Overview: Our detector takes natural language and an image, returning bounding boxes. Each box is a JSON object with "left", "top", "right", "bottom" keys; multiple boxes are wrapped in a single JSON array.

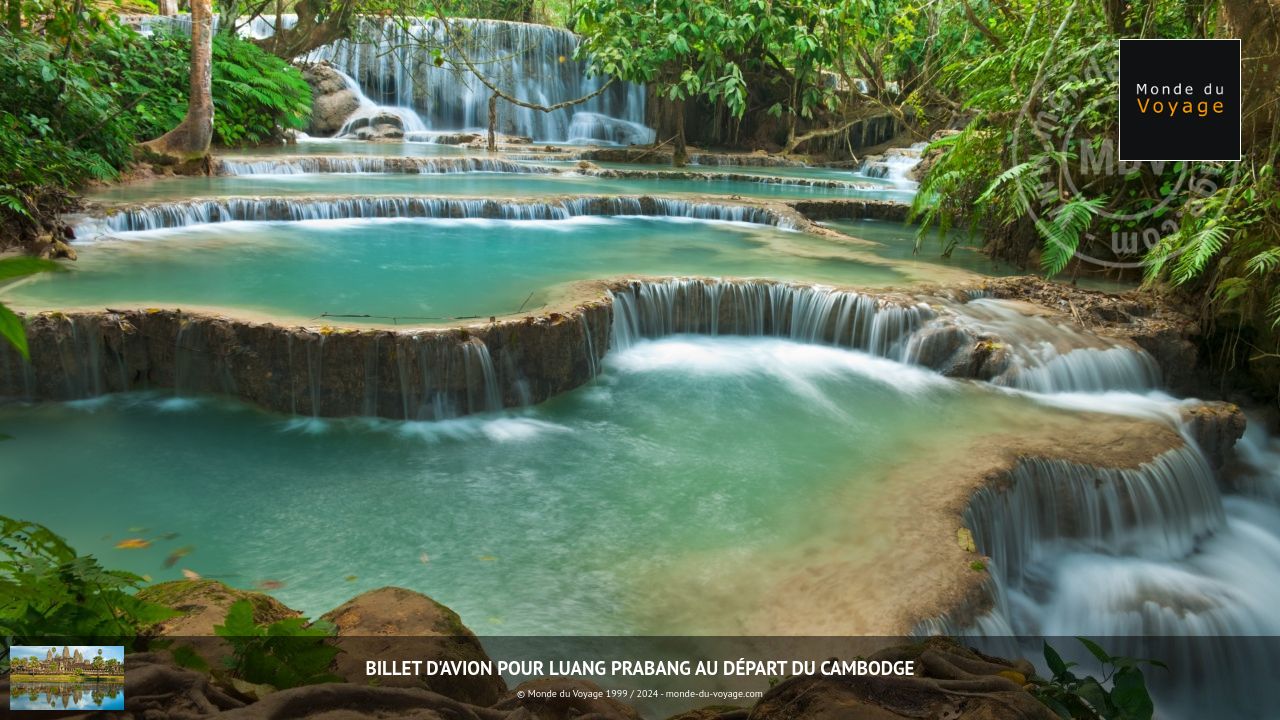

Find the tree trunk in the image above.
[
  {"left": 140, "top": 0, "right": 214, "bottom": 163},
  {"left": 1220, "top": 0, "right": 1279, "bottom": 156},
  {"left": 250, "top": 0, "right": 355, "bottom": 59},
  {"left": 157, "top": 0, "right": 177, "bottom": 15},
  {"left": 673, "top": 100, "right": 688, "bottom": 167},
  {"left": 488, "top": 92, "right": 498, "bottom": 152}
]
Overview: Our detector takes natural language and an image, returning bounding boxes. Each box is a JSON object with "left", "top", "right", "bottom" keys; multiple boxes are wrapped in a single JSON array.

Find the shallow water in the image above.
[
  {"left": 0, "top": 336, "right": 1058, "bottom": 634},
  {"left": 3, "top": 217, "right": 905, "bottom": 321},
  {"left": 826, "top": 219, "right": 1139, "bottom": 293},
  {"left": 89, "top": 171, "right": 906, "bottom": 204}
]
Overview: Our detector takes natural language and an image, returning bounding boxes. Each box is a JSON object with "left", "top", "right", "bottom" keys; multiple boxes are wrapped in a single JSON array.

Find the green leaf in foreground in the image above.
[{"left": 0, "top": 303, "right": 29, "bottom": 359}]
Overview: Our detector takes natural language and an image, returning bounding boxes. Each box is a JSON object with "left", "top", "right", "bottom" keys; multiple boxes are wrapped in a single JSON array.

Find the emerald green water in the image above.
[
  {"left": 0, "top": 337, "right": 1044, "bottom": 633},
  {"left": 824, "top": 219, "right": 1139, "bottom": 292},
  {"left": 824, "top": 219, "right": 1021, "bottom": 276},
  {"left": 3, "top": 218, "right": 904, "bottom": 321},
  {"left": 89, "top": 172, "right": 904, "bottom": 204}
]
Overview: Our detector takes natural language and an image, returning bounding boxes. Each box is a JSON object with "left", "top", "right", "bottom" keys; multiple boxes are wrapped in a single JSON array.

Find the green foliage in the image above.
[
  {"left": 1030, "top": 638, "right": 1165, "bottom": 720},
  {"left": 572, "top": 0, "right": 907, "bottom": 132},
  {"left": 911, "top": 0, "right": 1280, "bottom": 358},
  {"left": 90, "top": 30, "right": 312, "bottom": 147},
  {"left": 0, "top": 257, "right": 62, "bottom": 357},
  {"left": 0, "top": 32, "right": 137, "bottom": 230},
  {"left": 210, "top": 34, "right": 313, "bottom": 145},
  {"left": 0, "top": 516, "right": 177, "bottom": 643},
  {"left": 1, "top": 18, "right": 311, "bottom": 246},
  {"left": 213, "top": 599, "right": 341, "bottom": 690}
]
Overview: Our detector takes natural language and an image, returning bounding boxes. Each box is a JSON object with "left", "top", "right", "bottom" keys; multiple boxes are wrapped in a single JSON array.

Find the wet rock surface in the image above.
[
  {"left": 788, "top": 198, "right": 911, "bottom": 222},
  {"left": 301, "top": 63, "right": 360, "bottom": 137},
  {"left": 976, "top": 276, "right": 1204, "bottom": 396},
  {"left": 0, "top": 303, "right": 611, "bottom": 419},
  {"left": 1181, "top": 401, "right": 1248, "bottom": 470}
]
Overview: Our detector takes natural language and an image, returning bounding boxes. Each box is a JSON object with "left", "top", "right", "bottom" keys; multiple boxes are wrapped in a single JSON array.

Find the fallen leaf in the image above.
[
  {"left": 164, "top": 545, "right": 195, "bottom": 568},
  {"left": 419, "top": 552, "right": 430, "bottom": 564},
  {"left": 344, "top": 575, "right": 358, "bottom": 582},
  {"left": 256, "top": 579, "right": 285, "bottom": 590},
  {"left": 116, "top": 538, "right": 151, "bottom": 549},
  {"left": 478, "top": 555, "right": 497, "bottom": 562},
  {"left": 181, "top": 568, "right": 202, "bottom": 580}
]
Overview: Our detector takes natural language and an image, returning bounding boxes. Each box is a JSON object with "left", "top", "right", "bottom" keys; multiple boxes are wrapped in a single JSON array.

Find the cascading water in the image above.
[
  {"left": 953, "top": 297, "right": 1161, "bottom": 393},
  {"left": 329, "top": 67, "right": 428, "bottom": 138},
  {"left": 921, "top": 299, "right": 1280, "bottom": 720},
  {"left": 82, "top": 196, "right": 796, "bottom": 235},
  {"left": 306, "top": 17, "right": 652, "bottom": 144},
  {"left": 214, "top": 156, "right": 558, "bottom": 176},
  {"left": 608, "top": 279, "right": 932, "bottom": 361},
  {"left": 854, "top": 142, "right": 928, "bottom": 191}
]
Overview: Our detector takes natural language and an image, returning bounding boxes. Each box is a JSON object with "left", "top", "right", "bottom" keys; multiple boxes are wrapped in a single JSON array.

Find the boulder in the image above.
[
  {"left": 907, "top": 129, "right": 960, "bottom": 183},
  {"left": 137, "top": 579, "right": 301, "bottom": 671},
  {"left": 301, "top": 63, "right": 360, "bottom": 136},
  {"left": 345, "top": 112, "right": 406, "bottom": 140},
  {"left": 320, "top": 587, "right": 506, "bottom": 706},
  {"left": 748, "top": 637, "right": 1053, "bottom": 720},
  {"left": 492, "top": 678, "right": 640, "bottom": 720},
  {"left": 140, "top": 579, "right": 301, "bottom": 636}
]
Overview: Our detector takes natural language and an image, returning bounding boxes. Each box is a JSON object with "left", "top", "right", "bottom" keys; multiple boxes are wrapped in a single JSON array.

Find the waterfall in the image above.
[
  {"left": 329, "top": 66, "right": 428, "bottom": 138},
  {"left": 965, "top": 450, "right": 1225, "bottom": 593},
  {"left": 461, "top": 338, "right": 502, "bottom": 414},
  {"left": 854, "top": 142, "right": 928, "bottom": 190},
  {"left": 305, "top": 17, "right": 652, "bottom": 144},
  {"left": 214, "top": 156, "right": 559, "bottom": 175},
  {"left": 957, "top": 440, "right": 1280, "bottom": 720},
  {"left": 953, "top": 298, "right": 1161, "bottom": 393},
  {"left": 608, "top": 279, "right": 932, "bottom": 360},
  {"left": 83, "top": 196, "right": 797, "bottom": 236},
  {"left": 996, "top": 346, "right": 1159, "bottom": 393}
]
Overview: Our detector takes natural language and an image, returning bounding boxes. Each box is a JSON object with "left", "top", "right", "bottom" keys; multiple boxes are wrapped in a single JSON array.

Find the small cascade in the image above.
[
  {"left": 461, "top": 338, "right": 502, "bottom": 414},
  {"left": 567, "top": 112, "right": 655, "bottom": 146},
  {"left": 306, "top": 17, "right": 650, "bottom": 144},
  {"left": 608, "top": 279, "right": 932, "bottom": 360},
  {"left": 953, "top": 298, "right": 1160, "bottom": 393},
  {"left": 214, "top": 156, "right": 558, "bottom": 176},
  {"left": 85, "top": 196, "right": 796, "bottom": 235},
  {"left": 965, "top": 450, "right": 1225, "bottom": 592},
  {"left": 854, "top": 142, "right": 928, "bottom": 190},
  {"left": 329, "top": 67, "right": 428, "bottom": 139}
]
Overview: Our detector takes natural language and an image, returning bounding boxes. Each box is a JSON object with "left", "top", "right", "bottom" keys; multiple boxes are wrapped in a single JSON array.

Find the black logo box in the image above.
[{"left": 1119, "top": 38, "right": 1241, "bottom": 162}]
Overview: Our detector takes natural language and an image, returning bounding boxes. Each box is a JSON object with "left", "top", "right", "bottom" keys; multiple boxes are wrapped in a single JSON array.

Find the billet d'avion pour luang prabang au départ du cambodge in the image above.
[{"left": 1, "top": 0, "right": 1279, "bottom": 718}]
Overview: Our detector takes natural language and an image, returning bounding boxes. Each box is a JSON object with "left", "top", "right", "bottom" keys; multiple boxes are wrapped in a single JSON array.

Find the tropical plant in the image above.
[
  {"left": 0, "top": 257, "right": 61, "bottom": 357},
  {"left": 571, "top": 0, "right": 933, "bottom": 158},
  {"left": 908, "top": 0, "right": 1279, "bottom": 395},
  {"left": 1030, "top": 638, "right": 1164, "bottom": 720},
  {"left": 0, "top": 516, "right": 177, "bottom": 643},
  {"left": 213, "top": 599, "right": 342, "bottom": 690}
]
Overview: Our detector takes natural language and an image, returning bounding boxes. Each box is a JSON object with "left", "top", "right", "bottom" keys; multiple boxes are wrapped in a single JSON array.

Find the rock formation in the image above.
[{"left": 300, "top": 63, "right": 360, "bottom": 137}]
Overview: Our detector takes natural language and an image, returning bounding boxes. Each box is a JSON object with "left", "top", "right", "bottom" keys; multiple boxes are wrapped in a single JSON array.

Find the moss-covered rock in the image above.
[{"left": 320, "top": 586, "right": 506, "bottom": 706}]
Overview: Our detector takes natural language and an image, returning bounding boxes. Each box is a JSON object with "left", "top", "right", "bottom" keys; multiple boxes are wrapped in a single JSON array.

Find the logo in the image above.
[{"left": 1010, "top": 38, "right": 1242, "bottom": 270}]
